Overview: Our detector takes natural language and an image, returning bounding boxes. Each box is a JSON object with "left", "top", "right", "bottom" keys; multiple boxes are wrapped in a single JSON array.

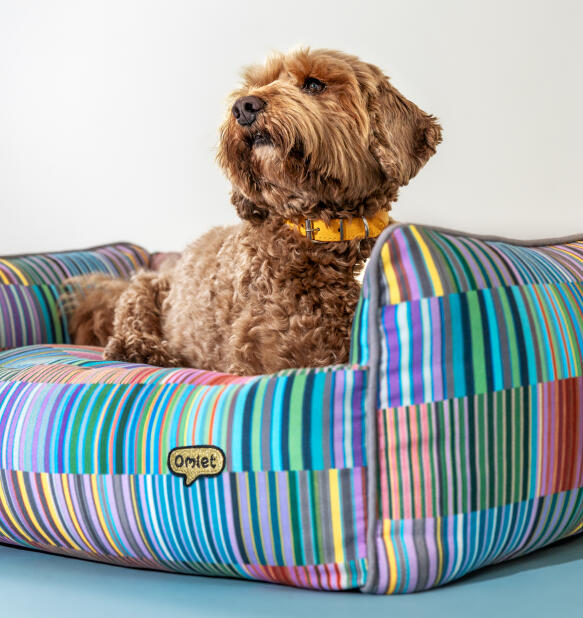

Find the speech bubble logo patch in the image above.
[{"left": 167, "top": 445, "right": 226, "bottom": 486}]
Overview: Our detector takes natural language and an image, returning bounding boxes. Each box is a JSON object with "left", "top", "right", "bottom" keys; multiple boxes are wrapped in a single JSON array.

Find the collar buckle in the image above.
[
  {"left": 305, "top": 219, "right": 320, "bottom": 241},
  {"left": 361, "top": 217, "right": 370, "bottom": 240}
]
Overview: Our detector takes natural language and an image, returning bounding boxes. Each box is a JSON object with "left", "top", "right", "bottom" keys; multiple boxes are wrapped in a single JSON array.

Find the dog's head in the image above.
[{"left": 217, "top": 48, "right": 442, "bottom": 224}]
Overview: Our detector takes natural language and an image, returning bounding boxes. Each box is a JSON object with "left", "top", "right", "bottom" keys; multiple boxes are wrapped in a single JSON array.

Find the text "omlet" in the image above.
[{"left": 167, "top": 445, "right": 226, "bottom": 486}]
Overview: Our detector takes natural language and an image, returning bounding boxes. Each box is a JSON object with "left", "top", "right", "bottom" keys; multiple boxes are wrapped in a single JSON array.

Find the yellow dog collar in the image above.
[{"left": 285, "top": 209, "right": 391, "bottom": 242}]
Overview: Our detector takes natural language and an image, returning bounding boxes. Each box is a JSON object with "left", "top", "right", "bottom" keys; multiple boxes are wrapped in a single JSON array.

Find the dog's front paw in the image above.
[
  {"left": 103, "top": 336, "right": 125, "bottom": 362},
  {"left": 104, "top": 335, "right": 182, "bottom": 368}
]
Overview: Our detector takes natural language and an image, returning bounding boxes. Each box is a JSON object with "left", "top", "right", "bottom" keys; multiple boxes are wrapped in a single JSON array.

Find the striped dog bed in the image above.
[
  {"left": 0, "top": 243, "right": 149, "bottom": 349},
  {"left": 0, "top": 225, "right": 581, "bottom": 593}
]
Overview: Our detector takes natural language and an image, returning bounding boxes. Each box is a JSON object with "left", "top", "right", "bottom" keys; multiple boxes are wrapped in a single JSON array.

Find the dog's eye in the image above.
[{"left": 302, "top": 77, "right": 326, "bottom": 94}]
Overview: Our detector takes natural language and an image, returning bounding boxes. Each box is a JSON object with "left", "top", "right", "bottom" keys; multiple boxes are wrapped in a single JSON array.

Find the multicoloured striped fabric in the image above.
[
  {"left": 0, "top": 243, "right": 150, "bottom": 349},
  {"left": 356, "top": 224, "right": 583, "bottom": 593},
  {"left": 1, "top": 226, "right": 582, "bottom": 593},
  {"left": 0, "top": 345, "right": 368, "bottom": 590}
]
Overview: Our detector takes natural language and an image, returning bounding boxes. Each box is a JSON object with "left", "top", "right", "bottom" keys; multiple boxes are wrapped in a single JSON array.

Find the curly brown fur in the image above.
[
  {"left": 65, "top": 274, "right": 129, "bottom": 347},
  {"left": 104, "top": 271, "right": 183, "bottom": 367},
  {"left": 68, "top": 48, "right": 441, "bottom": 375}
]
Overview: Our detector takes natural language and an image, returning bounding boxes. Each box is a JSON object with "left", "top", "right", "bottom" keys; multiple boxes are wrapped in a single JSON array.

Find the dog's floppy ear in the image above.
[
  {"left": 368, "top": 77, "right": 442, "bottom": 187},
  {"left": 231, "top": 190, "right": 269, "bottom": 224}
]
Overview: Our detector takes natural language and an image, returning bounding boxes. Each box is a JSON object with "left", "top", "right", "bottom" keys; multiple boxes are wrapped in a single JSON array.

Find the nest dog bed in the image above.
[{"left": 0, "top": 224, "right": 581, "bottom": 594}]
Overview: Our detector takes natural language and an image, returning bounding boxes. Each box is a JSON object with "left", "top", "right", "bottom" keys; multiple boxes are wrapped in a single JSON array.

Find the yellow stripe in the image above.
[
  {"left": 435, "top": 516, "right": 444, "bottom": 584},
  {"left": 39, "top": 473, "right": 81, "bottom": 551},
  {"left": 555, "top": 245, "right": 583, "bottom": 263},
  {"left": 409, "top": 225, "right": 444, "bottom": 297},
  {"left": 123, "top": 247, "right": 140, "bottom": 269},
  {"left": 16, "top": 470, "right": 56, "bottom": 546},
  {"left": 329, "top": 468, "right": 345, "bottom": 564},
  {"left": 0, "top": 259, "right": 29, "bottom": 285},
  {"left": 0, "top": 476, "right": 35, "bottom": 543},
  {"left": 571, "top": 520, "right": 583, "bottom": 535},
  {"left": 61, "top": 473, "right": 97, "bottom": 553},
  {"left": 381, "top": 242, "right": 401, "bottom": 304},
  {"left": 546, "top": 285, "right": 579, "bottom": 375},
  {"left": 90, "top": 475, "right": 124, "bottom": 557},
  {"left": 383, "top": 519, "right": 398, "bottom": 594}
]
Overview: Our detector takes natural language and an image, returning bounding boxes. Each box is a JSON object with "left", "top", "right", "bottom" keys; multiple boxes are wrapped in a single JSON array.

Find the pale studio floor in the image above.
[{"left": 1, "top": 534, "right": 582, "bottom": 618}]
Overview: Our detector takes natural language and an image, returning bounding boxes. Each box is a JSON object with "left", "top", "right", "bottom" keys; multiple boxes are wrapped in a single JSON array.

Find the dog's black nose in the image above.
[{"left": 231, "top": 96, "right": 266, "bottom": 126}]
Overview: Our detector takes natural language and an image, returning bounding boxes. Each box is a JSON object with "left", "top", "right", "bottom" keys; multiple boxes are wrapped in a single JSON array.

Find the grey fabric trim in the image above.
[
  {"left": 360, "top": 222, "right": 394, "bottom": 593},
  {"left": 359, "top": 221, "right": 583, "bottom": 593},
  {"left": 388, "top": 222, "right": 583, "bottom": 247}
]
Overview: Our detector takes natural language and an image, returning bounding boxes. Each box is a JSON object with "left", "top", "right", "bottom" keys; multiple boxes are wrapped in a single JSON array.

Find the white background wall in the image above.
[{"left": 0, "top": 0, "right": 581, "bottom": 254}]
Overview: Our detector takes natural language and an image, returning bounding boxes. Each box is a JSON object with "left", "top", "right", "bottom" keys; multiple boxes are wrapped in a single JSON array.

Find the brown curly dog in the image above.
[{"left": 68, "top": 48, "right": 442, "bottom": 375}]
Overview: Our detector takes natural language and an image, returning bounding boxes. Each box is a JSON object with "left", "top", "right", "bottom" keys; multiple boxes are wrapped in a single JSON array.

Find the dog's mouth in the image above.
[{"left": 247, "top": 131, "right": 273, "bottom": 148}]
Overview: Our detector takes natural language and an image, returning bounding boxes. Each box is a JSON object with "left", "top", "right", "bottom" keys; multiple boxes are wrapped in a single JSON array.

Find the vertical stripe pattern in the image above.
[
  {"left": 359, "top": 224, "right": 583, "bottom": 593},
  {"left": 0, "top": 345, "right": 368, "bottom": 590},
  {"left": 0, "top": 243, "right": 150, "bottom": 349}
]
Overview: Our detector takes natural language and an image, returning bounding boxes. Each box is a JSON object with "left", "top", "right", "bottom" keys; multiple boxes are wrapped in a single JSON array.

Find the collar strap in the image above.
[{"left": 285, "top": 209, "right": 391, "bottom": 242}]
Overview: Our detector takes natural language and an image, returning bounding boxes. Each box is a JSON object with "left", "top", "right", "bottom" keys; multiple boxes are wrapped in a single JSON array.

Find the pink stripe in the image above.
[
  {"left": 377, "top": 410, "right": 391, "bottom": 518},
  {"left": 419, "top": 404, "right": 434, "bottom": 518},
  {"left": 397, "top": 406, "right": 413, "bottom": 520},
  {"left": 408, "top": 404, "right": 422, "bottom": 519}
]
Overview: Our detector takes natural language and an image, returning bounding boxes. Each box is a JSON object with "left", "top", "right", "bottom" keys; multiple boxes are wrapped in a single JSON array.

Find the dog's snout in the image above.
[{"left": 231, "top": 96, "right": 266, "bottom": 126}]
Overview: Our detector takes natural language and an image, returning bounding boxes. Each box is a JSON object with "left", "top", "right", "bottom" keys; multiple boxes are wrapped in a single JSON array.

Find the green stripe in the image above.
[{"left": 288, "top": 372, "right": 307, "bottom": 469}]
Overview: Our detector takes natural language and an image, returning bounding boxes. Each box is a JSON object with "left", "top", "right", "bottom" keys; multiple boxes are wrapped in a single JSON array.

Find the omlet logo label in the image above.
[{"left": 167, "top": 445, "right": 226, "bottom": 486}]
